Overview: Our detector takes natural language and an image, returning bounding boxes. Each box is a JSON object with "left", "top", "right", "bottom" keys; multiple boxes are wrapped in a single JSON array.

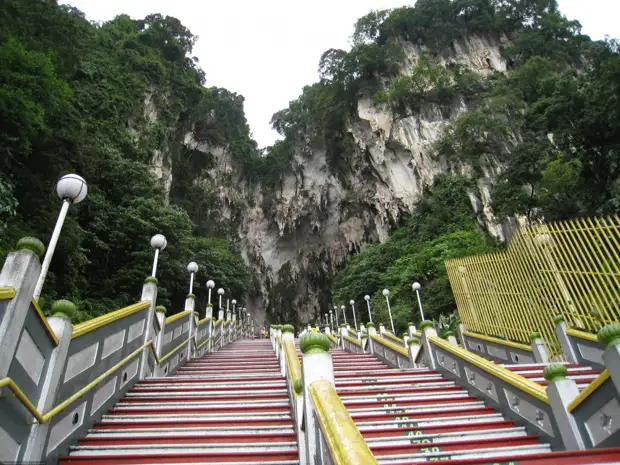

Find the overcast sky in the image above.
[{"left": 62, "top": 0, "right": 618, "bottom": 148}]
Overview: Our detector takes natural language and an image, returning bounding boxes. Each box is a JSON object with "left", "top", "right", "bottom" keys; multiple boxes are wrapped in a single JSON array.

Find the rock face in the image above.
[{"left": 154, "top": 35, "right": 518, "bottom": 326}]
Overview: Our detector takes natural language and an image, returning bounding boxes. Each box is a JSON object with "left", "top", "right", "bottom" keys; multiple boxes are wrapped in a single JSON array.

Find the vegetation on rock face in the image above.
[
  {"left": 2, "top": 0, "right": 619, "bottom": 328},
  {"left": 333, "top": 175, "right": 498, "bottom": 334},
  {"left": 324, "top": 0, "right": 619, "bottom": 334},
  {"left": 0, "top": 0, "right": 257, "bottom": 321}
]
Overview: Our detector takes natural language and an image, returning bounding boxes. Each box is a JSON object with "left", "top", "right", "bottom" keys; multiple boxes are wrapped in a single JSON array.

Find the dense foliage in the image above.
[
  {"left": 327, "top": 0, "right": 619, "bottom": 333},
  {"left": 0, "top": 0, "right": 257, "bottom": 321},
  {"left": 333, "top": 175, "right": 498, "bottom": 334}
]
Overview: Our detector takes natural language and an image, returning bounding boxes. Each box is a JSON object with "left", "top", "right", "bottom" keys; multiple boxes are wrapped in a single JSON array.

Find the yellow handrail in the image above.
[
  {"left": 198, "top": 316, "right": 212, "bottom": 326},
  {"left": 72, "top": 301, "right": 151, "bottom": 339},
  {"left": 0, "top": 329, "right": 223, "bottom": 426},
  {"left": 32, "top": 298, "right": 59, "bottom": 345},
  {"left": 463, "top": 331, "right": 533, "bottom": 352},
  {"left": 165, "top": 310, "right": 192, "bottom": 325},
  {"left": 283, "top": 338, "right": 302, "bottom": 397},
  {"left": 343, "top": 334, "right": 362, "bottom": 347},
  {"left": 383, "top": 331, "right": 404, "bottom": 345},
  {"left": 0, "top": 287, "right": 16, "bottom": 299},
  {"left": 327, "top": 333, "right": 339, "bottom": 345},
  {"left": 308, "top": 379, "right": 378, "bottom": 465},
  {"left": 565, "top": 327, "right": 599, "bottom": 343},
  {"left": 370, "top": 334, "right": 408, "bottom": 358},
  {"left": 429, "top": 336, "right": 549, "bottom": 403},
  {"left": 568, "top": 370, "right": 610, "bottom": 412}
]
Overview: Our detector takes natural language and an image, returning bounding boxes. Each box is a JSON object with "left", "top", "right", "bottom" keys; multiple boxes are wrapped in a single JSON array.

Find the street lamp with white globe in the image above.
[
  {"left": 340, "top": 304, "right": 347, "bottom": 326},
  {"left": 149, "top": 234, "right": 167, "bottom": 278},
  {"left": 412, "top": 282, "right": 425, "bottom": 321},
  {"left": 187, "top": 262, "right": 198, "bottom": 294},
  {"left": 217, "top": 288, "right": 225, "bottom": 320},
  {"left": 349, "top": 299, "right": 358, "bottom": 332},
  {"left": 382, "top": 289, "right": 395, "bottom": 333},
  {"left": 333, "top": 305, "right": 339, "bottom": 325},
  {"left": 34, "top": 174, "right": 88, "bottom": 301},
  {"left": 206, "top": 280, "right": 215, "bottom": 305},
  {"left": 231, "top": 299, "right": 236, "bottom": 322},
  {"left": 364, "top": 294, "right": 373, "bottom": 323}
]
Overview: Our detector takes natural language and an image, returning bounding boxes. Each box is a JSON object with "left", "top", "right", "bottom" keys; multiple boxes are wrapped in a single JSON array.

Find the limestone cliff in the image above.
[{"left": 152, "top": 35, "right": 520, "bottom": 326}]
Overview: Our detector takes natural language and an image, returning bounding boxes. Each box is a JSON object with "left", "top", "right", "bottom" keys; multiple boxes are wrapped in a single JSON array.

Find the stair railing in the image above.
[
  {"left": 0, "top": 239, "right": 243, "bottom": 464},
  {"left": 299, "top": 330, "right": 378, "bottom": 465}
]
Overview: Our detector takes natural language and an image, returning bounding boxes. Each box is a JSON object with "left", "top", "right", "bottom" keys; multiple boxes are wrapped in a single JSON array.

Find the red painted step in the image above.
[
  {"left": 359, "top": 419, "right": 516, "bottom": 439},
  {"left": 79, "top": 431, "right": 296, "bottom": 446},
  {"left": 59, "top": 449, "right": 299, "bottom": 464},
  {"left": 350, "top": 406, "right": 497, "bottom": 423},
  {"left": 370, "top": 434, "right": 540, "bottom": 456},
  {"left": 395, "top": 447, "right": 620, "bottom": 465}
]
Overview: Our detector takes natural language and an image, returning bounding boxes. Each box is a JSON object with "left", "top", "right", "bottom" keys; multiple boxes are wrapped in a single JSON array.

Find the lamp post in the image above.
[
  {"left": 231, "top": 299, "right": 236, "bottom": 322},
  {"left": 382, "top": 289, "right": 395, "bottom": 333},
  {"left": 187, "top": 262, "right": 198, "bottom": 294},
  {"left": 364, "top": 294, "right": 373, "bottom": 323},
  {"left": 349, "top": 300, "right": 358, "bottom": 332},
  {"left": 149, "top": 234, "right": 167, "bottom": 279},
  {"left": 206, "top": 280, "right": 215, "bottom": 305},
  {"left": 329, "top": 310, "right": 334, "bottom": 330},
  {"left": 217, "top": 288, "right": 225, "bottom": 320},
  {"left": 34, "top": 174, "right": 88, "bottom": 301},
  {"left": 412, "top": 282, "right": 425, "bottom": 321},
  {"left": 341, "top": 305, "right": 347, "bottom": 326},
  {"left": 226, "top": 298, "right": 230, "bottom": 320},
  {"left": 333, "top": 305, "right": 339, "bottom": 325}
]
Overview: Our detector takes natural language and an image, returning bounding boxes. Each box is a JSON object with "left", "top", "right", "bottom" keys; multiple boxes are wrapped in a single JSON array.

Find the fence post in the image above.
[
  {"left": 599, "top": 324, "right": 620, "bottom": 396},
  {"left": 138, "top": 276, "right": 158, "bottom": 379},
  {"left": 531, "top": 331, "right": 550, "bottom": 363},
  {"left": 0, "top": 238, "right": 45, "bottom": 379},
  {"left": 543, "top": 364, "right": 586, "bottom": 450},
  {"left": 407, "top": 336, "right": 421, "bottom": 366},
  {"left": 554, "top": 315, "right": 578, "bottom": 364},
  {"left": 300, "top": 331, "right": 333, "bottom": 465},
  {"left": 21, "top": 301, "right": 75, "bottom": 462},
  {"left": 185, "top": 294, "right": 195, "bottom": 359},
  {"left": 419, "top": 320, "right": 438, "bottom": 370}
]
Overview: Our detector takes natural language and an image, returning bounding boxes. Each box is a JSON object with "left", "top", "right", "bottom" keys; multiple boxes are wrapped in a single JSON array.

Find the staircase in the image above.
[
  {"left": 500, "top": 362, "right": 602, "bottom": 390},
  {"left": 59, "top": 340, "right": 300, "bottom": 464},
  {"left": 328, "top": 346, "right": 620, "bottom": 465}
]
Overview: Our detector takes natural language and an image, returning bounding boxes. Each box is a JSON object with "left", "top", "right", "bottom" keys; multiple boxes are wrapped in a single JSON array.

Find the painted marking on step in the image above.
[
  {"left": 383, "top": 403, "right": 405, "bottom": 414},
  {"left": 362, "top": 378, "right": 378, "bottom": 383},
  {"left": 376, "top": 393, "right": 395, "bottom": 402},
  {"left": 420, "top": 446, "right": 442, "bottom": 454}
]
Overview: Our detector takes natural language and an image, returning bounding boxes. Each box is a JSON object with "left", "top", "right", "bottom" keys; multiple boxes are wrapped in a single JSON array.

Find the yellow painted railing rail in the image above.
[
  {"left": 446, "top": 216, "right": 620, "bottom": 355},
  {"left": 565, "top": 327, "right": 599, "bottom": 343},
  {"left": 283, "top": 338, "right": 302, "bottom": 397},
  {"left": 32, "top": 298, "right": 59, "bottom": 345},
  {"left": 568, "top": 370, "right": 610, "bottom": 413},
  {"left": 308, "top": 379, "right": 378, "bottom": 465},
  {"left": 343, "top": 334, "right": 362, "bottom": 347},
  {"left": 429, "top": 336, "right": 549, "bottom": 403},
  {"left": 72, "top": 301, "right": 151, "bottom": 339},
  {"left": 370, "top": 334, "right": 408, "bottom": 358},
  {"left": 0, "top": 287, "right": 16, "bottom": 299},
  {"left": 327, "top": 333, "right": 339, "bottom": 345},
  {"left": 463, "top": 331, "right": 533, "bottom": 352},
  {"left": 0, "top": 328, "right": 231, "bottom": 425},
  {"left": 165, "top": 310, "right": 192, "bottom": 325},
  {"left": 382, "top": 331, "right": 404, "bottom": 345}
]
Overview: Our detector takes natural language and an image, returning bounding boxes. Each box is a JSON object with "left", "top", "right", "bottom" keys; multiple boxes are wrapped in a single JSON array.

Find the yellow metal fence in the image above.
[{"left": 445, "top": 216, "right": 620, "bottom": 355}]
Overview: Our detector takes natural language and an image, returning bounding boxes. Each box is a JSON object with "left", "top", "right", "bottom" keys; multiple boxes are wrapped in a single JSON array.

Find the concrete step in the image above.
[
  {"left": 337, "top": 381, "right": 456, "bottom": 393},
  {"left": 110, "top": 404, "right": 292, "bottom": 415},
  {"left": 127, "top": 387, "right": 289, "bottom": 396},
  {"left": 123, "top": 391, "right": 288, "bottom": 400},
  {"left": 69, "top": 443, "right": 298, "bottom": 454},
  {"left": 359, "top": 418, "right": 515, "bottom": 438},
  {"left": 347, "top": 400, "right": 486, "bottom": 416},
  {"left": 352, "top": 407, "right": 499, "bottom": 426},
  {"left": 341, "top": 391, "right": 473, "bottom": 407},
  {"left": 365, "top": 426, "right": 527, "bottom": 446},
  {"left": 336, "top": 374, "right": 444, "bottom": 384},
  {"left": 374, "top": 443, "right": 551, "bottom": 464}
]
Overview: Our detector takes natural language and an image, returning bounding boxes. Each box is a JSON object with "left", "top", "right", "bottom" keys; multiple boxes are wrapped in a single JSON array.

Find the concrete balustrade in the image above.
[{"left": 0, "top": 238, "right": 248, "bottom": 464}]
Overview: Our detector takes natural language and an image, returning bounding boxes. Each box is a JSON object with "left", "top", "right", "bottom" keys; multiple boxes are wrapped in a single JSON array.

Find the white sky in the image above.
[{"left": 62, "top": 0, "right": 618, "bottom": 148}]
